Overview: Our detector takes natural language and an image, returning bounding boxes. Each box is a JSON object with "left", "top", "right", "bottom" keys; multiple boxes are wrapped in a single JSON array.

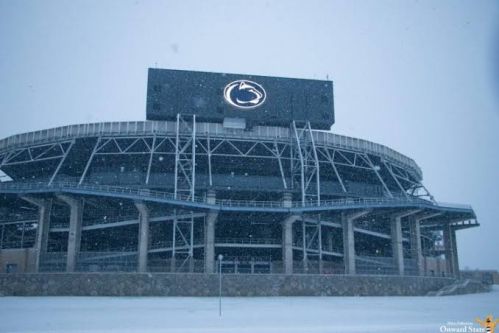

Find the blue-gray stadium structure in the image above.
[{"left": 0, "top": 70, "right": 478, "bottom": 278}]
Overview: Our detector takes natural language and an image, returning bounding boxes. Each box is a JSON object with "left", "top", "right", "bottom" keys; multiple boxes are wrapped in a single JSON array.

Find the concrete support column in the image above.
[
  {"left": 134, "top": 201, "right": 149, "bottom": 273},
  {"left": 342, "top": 214, "right": 356, "bottom": 275},
  {"left": 204, "top": 189, "right": 218, "bottom": 274},
  {"left": 409, "top": 217, "right": 424, "bottom": 276},
  {"left": 451, "top": 228, "right": 460, "bottom": 278},
  {"left": 341, "top": 210, "right": 369, "bottom": 275},
  {"left": 443, "top": 224, "right": 459, "bottom": 278},
  {"left": 282, "top": 215, "right": 299, "bottom": 275},
  {"left": 204, "top": 210, "right": 218, "bottom": 274},
  {"left": 56, "top": 195, "right": 83, "bottom": 272},
  {"left": 20, "top": 196, "right": 52, "bottom": 272},
  {"left": 390, "top": 216, "right": 404, "bottom": 276}
]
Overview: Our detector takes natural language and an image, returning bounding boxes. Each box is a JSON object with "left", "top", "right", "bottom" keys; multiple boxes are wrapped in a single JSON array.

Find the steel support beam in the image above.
[
  {"left": 364, "top": 154, "right": 393, "bottom": 198},
  {"left": 48, "top": 140, "right": 75, "bottom": 186},
  {"left": 79, "top": 137, "right": 101, "bottom": 185},
  {"left": 145, "top": 136, "right": 156, "bottom": 185},
  {"left": 174, "top": 114, "right": 196, "bottom": 201},
  {"left": 307, "top": 122, "right": 321, "bottom": 204},
  {"left": 383, "top": 161, "right": 408, "bottom": 198},
  {"left": 324, "top": 149, "right": 347, "bottom": 193}
]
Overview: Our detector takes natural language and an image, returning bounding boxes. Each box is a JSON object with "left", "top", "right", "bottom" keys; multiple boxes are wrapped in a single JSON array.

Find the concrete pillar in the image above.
[
  {"left": 204, "top": 190, "right": 218, "bottom": 274},
  {"left": 204, "top": 210, "right": 218, "bottom": 274},
  {"left": 56, "top": 195, "right": 83, "bottom": 272},
  {"left": 20, "top": 196, "right": 52, "bottom": 272},
  {"left": 134, "top": 201, "right": 149, "bottom": 273},
  {"left": 341, "top": 211, "right": 370, "bottom": 274},
  {"left": 451, "top": 228, "right": 460, "bottom": 278},
  {"left": 282, "top": 215, "right": 299, "bottom": 275},
  {"left": 342, "top": 213, "right": 356, "bottom": 275},
  {"left": 390, "top": 216, "right": 404, "bottom": 276},
  {"left": 443, "top": 224, "right": 459, "bottom": 277},
  {"left": 409, "top": 217, "right": 424, "bottom": 276}
]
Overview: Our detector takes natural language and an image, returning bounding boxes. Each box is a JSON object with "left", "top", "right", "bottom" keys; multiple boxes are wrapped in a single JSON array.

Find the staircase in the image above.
[{"left": 427, "top": 279, "right": 490, "bottom": 296}]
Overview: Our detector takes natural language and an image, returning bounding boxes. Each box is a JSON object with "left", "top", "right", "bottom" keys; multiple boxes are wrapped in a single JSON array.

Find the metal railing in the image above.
[
  {"left": 215, "top": 238, "right": 280, "bottom": 245},
  {"left": 0, "top": 180, "right": 474, "bottom": 213},
  {"left": 0, "top": 120, "right": 422, "bottom": 179}
]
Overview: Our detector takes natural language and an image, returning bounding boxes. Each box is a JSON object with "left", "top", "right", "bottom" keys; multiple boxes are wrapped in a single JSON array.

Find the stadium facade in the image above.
[{"left": 0, "top": 69, "right": 477, "bottom": 279}]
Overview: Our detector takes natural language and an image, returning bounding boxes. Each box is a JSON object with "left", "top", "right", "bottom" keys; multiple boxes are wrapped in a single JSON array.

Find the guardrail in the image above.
[
  {"left": 215, "top": 238, "right": 280, "bottom": 245},
  {"left": 0, "top": 120, "right": 422, "bottom": 179},
  {"left": 0, "top": 181, "right": 474, "bottom": 213}
]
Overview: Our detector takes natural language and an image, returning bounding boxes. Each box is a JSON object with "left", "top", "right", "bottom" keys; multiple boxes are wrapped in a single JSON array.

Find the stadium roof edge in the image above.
[{"left": 0, "top": 120, "right": 423, "bottom": 181}]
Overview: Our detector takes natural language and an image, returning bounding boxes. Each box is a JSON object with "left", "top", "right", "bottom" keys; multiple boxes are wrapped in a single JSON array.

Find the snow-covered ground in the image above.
[{"left": 0, "top": 286, "right": 497, "bottom": 333}]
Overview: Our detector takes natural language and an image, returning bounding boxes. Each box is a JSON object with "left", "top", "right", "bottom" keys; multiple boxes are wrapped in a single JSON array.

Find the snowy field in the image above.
[{"left": 0, "top": 286, "right": 498, "bottom": 333}]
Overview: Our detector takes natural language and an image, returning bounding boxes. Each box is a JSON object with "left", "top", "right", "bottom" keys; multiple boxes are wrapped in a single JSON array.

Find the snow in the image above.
[{"left": 0, "top": 286, "right": 498, "bottom": 333}]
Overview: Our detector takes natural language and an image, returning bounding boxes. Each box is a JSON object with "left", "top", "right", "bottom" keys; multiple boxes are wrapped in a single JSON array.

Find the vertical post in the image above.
[
  {"left": 342, "top": 213, "right": 356, "bottom": 275},
  {"left": 205, "top": 210, "right": 218, "bottom": 274},
  {"left": 0, "top": 225, "right": 4, "bottom": 250},
  {"left": 450, "top": 228, "right": 460, "bottom": 278},
  {"left": 189, "top": 212, "right": 195, "bottom": 272},
  {"left": 57, "top": 195, "right": 83, "bottom": 272},
  {"left": 274, "top": 141, "right": 288, "bottom": 190},
  {"left": 341, "top": 210, "right": 369, "bottom": 275},
  {"left": 174, "top": 114, "right": 180, "bottom": 199},
  {"left": 191, "top": 115, "right": 196, "bottom": 201},
  {"left": 409, "top": 217, "right": 424, "bottom": 276},
  {"left": 20, "top": 196, "right": 52, "bottom": 272},
  {"left": 207, "top": 134, "right": 213, "bottom": 187},
  {"left": 282, "top": 215, "right": 298, "bottom": 275},
  {"left": 443, "top": 223, "right": 459, "bottom": 278},
  {"left": 302, "top": 218, "right": 307, "bottom": 272},
  {"left": 205, "top": 190, "right": 218, "bottom": 274},
  {"left": 391, "top": 216, "right": 404, "bottom": 276},
  {"left": 218, "top": 254, "right": 223, "bottom": 317},
  {"left": 171, "top": 212, "right": 177, "bottom": 272},
  {"left": 317, "top": 215, "right": 323, "bottom": 274},
  {"left": 134, "top": 201, "right": 149, "bottom": 273}
]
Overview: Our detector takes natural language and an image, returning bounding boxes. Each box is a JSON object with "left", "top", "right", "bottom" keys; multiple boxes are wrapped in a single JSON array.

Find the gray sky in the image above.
[{"left": 0, "top": 0, "right": 497, "bottom": 270}]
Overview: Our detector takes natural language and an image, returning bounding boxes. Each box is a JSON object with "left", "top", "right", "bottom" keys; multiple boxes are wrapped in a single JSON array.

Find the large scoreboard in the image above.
[{"left": 146, "top": 68, "right": 334, "bottom": 130}]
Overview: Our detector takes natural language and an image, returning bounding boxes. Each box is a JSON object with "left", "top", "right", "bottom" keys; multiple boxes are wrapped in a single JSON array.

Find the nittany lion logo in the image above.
[{"left": 223, "top": 80, "right": 266, "bottom": 109}]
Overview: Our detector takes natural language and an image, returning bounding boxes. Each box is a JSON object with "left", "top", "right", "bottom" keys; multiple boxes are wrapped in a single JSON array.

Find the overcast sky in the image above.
[{"left": 0, "top": 0, "right": 497, "bottom": 270}]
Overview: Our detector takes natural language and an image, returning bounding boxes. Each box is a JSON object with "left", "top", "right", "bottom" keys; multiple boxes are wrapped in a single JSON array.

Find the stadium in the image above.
[{"left": 0, "top": 69, "right": 479, "bottom": 293}]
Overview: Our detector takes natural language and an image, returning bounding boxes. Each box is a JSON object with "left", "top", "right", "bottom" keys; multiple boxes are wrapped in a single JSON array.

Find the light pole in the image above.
[{"left": 218, "top": 254, "right": 223, "bottom": 317}]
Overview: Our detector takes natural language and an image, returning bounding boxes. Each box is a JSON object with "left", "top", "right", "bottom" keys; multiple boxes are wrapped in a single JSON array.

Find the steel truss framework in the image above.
[
  {"left": 32, "top": 115, "right": 433, "bottom": 204},
  {"left": 0, "top": 140, "right": 75, "bottom": 185},
  {"left": 170, "top": 209, "right": 196, "bottom": 272},
  {"left": 0, "top": 117, "right": 476, "bottom": 277}
]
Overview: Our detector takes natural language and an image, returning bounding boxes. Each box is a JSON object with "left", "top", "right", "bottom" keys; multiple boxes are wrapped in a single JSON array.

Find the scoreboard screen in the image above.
[{"left": 146, "top": 68, "right": 334, "bottom": 130}]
